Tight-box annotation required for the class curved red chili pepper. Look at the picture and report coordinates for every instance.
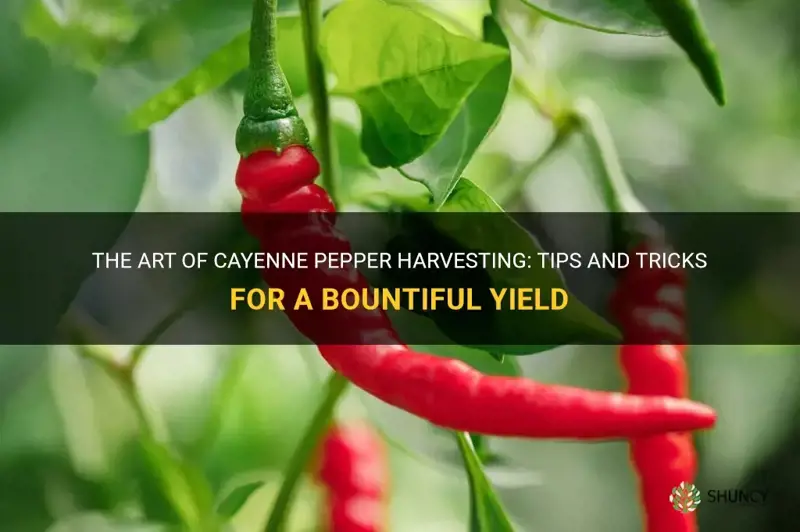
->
[316,422,388,532]
[237,147,717,440]
[614,241,699,532]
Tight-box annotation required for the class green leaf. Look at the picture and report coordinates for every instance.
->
[468,433,502,465]
[139,437,217,530]
[21,0,141,73]
[519,0,665,36]
[439,178,505,214]
[519,0,725,104]
[389,179,620,355]
[454,432,515,532]
[642,0,725,105]
[0,455,111,531]
[408,343,523,377]
[226,476,323,532]
[95,0,305,130]
[0,348,47,414]
[0,19,149,343]
[47,514,173,532]
[215,477,265,518]
[399,14,512,207]
[320,0,508,171]
[188,351,250,459]
[0,89,149,212]
[0,29,149,211]
[321,121,379,181]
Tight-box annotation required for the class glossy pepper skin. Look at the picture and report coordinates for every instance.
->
[235,0,718,441]
[316,422,388,532]
[613,241,698,532]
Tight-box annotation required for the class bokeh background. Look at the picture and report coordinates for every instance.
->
[2,0,800,531]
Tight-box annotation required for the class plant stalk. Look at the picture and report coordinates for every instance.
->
[299,0,339,206]
[496,116,577,207]
[67,336,208,530]
[572,98,652,252]
[263,371,349,532]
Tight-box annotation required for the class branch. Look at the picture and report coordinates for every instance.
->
[495,114,578,207]
[263,371,349,532]
[60,315,210,530]
[300,0,340,206]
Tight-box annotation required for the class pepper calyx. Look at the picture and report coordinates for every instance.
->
[236,115,311,157]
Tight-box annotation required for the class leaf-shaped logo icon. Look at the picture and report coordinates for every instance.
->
[670,482,701,513]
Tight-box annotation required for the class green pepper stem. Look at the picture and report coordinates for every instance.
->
[573,98,663,253]
[238,0,310,156]
[244,0,293,121]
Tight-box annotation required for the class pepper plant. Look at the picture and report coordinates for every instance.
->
[8,0,727,530]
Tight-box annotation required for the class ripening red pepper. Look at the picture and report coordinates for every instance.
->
[613,241,699,532]
[315,422,388,532]
[234,0,717,441]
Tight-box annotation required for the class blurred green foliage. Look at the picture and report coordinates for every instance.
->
[3,0,800,531]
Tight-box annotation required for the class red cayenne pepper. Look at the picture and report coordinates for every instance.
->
[612,240,699,532]
[235,0,718,440]
[315,422,388,532]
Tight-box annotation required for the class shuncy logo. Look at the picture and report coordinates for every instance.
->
[670,482,702,513]
[707,489,768,505]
